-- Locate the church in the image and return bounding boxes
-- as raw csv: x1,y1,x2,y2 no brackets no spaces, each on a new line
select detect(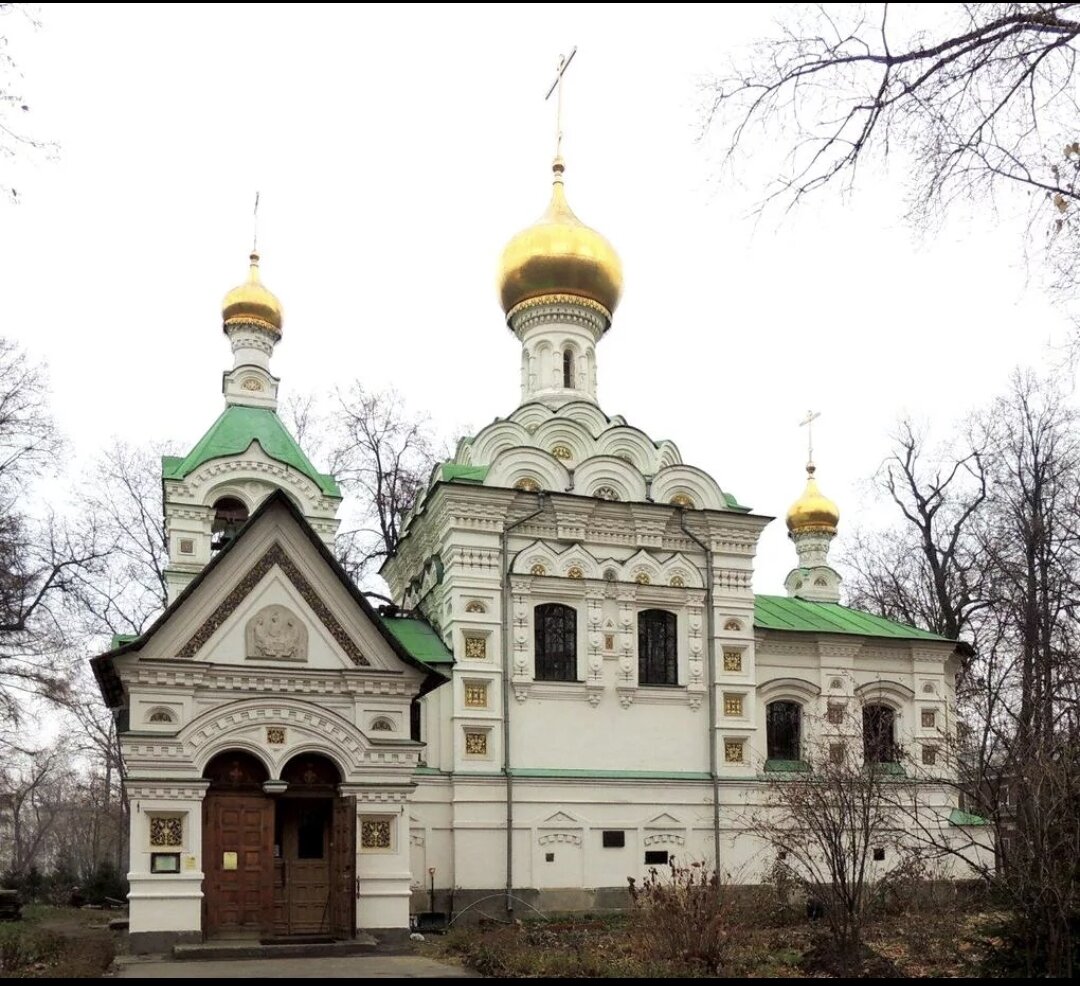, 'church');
91,106,972,952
